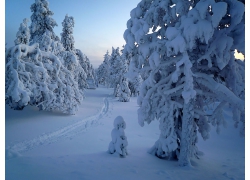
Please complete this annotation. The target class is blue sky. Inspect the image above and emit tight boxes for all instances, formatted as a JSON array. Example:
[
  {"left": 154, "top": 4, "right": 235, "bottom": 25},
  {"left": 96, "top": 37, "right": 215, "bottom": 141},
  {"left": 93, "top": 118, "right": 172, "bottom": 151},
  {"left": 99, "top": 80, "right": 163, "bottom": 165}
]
[{"left": 5, "top": 0, "right": 140, "bottom": 68}]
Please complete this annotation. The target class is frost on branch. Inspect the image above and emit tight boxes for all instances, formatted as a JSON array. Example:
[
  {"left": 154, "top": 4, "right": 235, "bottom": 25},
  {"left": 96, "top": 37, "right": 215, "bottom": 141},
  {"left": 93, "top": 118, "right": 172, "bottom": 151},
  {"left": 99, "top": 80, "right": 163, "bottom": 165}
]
[{"left": 108, "top": 116, "right": 128, "bottom": 157}]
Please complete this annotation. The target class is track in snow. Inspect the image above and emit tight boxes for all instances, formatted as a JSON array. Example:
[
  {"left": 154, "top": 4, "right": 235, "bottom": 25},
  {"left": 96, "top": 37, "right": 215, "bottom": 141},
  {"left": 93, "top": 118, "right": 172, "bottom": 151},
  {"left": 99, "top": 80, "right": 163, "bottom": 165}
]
[{"left": 6, "top": 97, "right": 110, "bottom": 156}]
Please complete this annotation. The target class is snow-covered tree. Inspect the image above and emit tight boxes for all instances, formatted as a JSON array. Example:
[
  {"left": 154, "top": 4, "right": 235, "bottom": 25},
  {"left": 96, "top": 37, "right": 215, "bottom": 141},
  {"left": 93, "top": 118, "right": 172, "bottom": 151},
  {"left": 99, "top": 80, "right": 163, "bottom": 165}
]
[
  {"left": 60, "top": 15, "right": 88, "bottom": 92},
  {"left": 114, "top": 84, "right": 120, "bottom": 97},
  {"left": 112, "top": 54, "right": 126, "bottom": 96},
  {"left": 108, "top": 116, "right": 128, "bottom": 157},
  {"left": 5, "top": 0, "right": 89, "bottom": 115},
  {"left": 96, "top": 64, "right": 106, "bottom": 85},
  {"left": 94, "top": 69, "right": 99, "bottom": 87},
  {"left": 124, "top": 0, "right": 245, "bottom": 166},
  {"left": 131, "top": 74, "right": 143, "bottom": 96},
  {"left": 86, "top": 63, "right": 97, "bottom": 89},
  {"left": 109, "top": 47, "right": 122, "bottom": 88},
  {"left": 61, "top": 14, "right": 75, "bottom": 52},
  {"left": 5, "top": 43, "right": 82, "bottom": 114},
  {"left": 29, "top": 0, "right": 58, "bottom": 44},
  {"left": 15, "top": 18, "right": 30, "bottom": 45},
  {"left": 75, "top": 49, "right": 88, "bottom": 89},
  {"left": 97, "top": 51, "right": 111, "bottom": 87},
  {"left": 119, "top": 77, "right": 131, "bottom": 102}
]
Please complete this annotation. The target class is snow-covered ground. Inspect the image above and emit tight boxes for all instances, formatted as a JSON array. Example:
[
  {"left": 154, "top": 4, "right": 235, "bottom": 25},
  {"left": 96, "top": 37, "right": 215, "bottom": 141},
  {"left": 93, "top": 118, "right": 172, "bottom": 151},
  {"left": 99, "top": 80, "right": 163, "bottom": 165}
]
[{"left": 5, "top": 87, "right": 245, "bottom": 180}]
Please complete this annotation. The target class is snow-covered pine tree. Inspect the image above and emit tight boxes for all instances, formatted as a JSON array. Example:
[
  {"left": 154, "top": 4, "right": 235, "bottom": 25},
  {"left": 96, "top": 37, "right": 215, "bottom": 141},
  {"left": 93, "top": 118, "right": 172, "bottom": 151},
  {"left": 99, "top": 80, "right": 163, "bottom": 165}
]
[
  {"left": 5, "top": 0, "right": 84, "bottom": 115},
  {"left": 61, "top": 14, "right": 75, "bottom": 52},
  {"left": 75, "top": 49, "right": 88, "bottom": 89},
  {"left": 114, "top": 84, "right": 120, "bottom": 97},
  {"left": 96, "top": 63, "right": 105, "bottom": 85},
  {"left": 109, "top": 47, "right": 122, "bottom": 89},
  {"left": 15, "top": 18, "right": 30, "bottom": 45},
  {"left": 29, "top": 0, "right": 58, "bottom": 45},
  {"left": 86, "top": 62, "right": 97, "bottom": 89},
  {"left": 124, "top": 0, "right": 245, "bottom": 166},
  {"left": 5, "top": 43, "right": 82, "bottom": 114},
  {"left": 94, "top": 68, "right": 99, "bottom": 87},
  {"left": 131, "top": 74, "right": 143, "bottom": 96},
  {"left": 97, "top": 51, "right": 111, "bottom": 87},
  {"left": 119, "top": 77, "right": 131, "bottom": 102},
  {"left": 85, "top": 58, "right": 93, "bottom": 79},
  {"left": 108, "top": 116, "right": 128, "bottom": 157},
  {"left": 112, "top": 54, "right": 126, "bottom": 96},
  {"left": 60, "top": 15, "right": 87, "bottom": 94}
]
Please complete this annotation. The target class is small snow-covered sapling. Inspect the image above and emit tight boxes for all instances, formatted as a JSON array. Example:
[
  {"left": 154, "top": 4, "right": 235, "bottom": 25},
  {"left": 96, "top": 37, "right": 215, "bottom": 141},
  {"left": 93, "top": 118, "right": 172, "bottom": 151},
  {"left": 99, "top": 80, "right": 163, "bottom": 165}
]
[{"left": 108, "top": 116, "right": 128, "bottom": 157}]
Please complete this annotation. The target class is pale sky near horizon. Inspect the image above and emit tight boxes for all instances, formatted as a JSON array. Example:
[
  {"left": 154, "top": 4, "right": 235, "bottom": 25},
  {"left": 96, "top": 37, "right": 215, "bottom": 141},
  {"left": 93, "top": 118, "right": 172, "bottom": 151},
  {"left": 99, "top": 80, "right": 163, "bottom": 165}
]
[{"left": 5, "top": 0, "right": 140, "bottom": 68}]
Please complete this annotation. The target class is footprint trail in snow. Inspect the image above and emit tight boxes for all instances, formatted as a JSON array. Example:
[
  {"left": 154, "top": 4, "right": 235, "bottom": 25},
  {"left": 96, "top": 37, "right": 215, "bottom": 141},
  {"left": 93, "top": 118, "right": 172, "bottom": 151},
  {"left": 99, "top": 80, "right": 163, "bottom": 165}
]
[{"left": 6, "top": 97, "right": 110, "bottom": 156}]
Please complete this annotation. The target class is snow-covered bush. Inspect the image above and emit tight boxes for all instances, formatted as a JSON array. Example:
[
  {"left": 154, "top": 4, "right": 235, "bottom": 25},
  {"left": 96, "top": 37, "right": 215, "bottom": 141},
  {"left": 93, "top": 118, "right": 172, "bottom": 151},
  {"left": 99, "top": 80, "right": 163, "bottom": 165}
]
[
  {"left": 119, "top": 78, "right": 131, "bottom": 102},
  {"left": 15, "top": 18, "right": 30, "bottom": 45},
  {"left": 108, "top": 116, "right": 128, "bottom": 157},
  {"left": 123, "top": 0, "right": 245, "bottom": 166}
]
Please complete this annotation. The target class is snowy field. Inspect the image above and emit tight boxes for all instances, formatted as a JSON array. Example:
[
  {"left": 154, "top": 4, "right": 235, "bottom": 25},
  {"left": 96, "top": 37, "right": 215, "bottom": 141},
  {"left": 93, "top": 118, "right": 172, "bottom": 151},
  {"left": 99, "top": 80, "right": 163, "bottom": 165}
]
[{"left": 5, "top": 87, "right": 244, "bottom": 180}]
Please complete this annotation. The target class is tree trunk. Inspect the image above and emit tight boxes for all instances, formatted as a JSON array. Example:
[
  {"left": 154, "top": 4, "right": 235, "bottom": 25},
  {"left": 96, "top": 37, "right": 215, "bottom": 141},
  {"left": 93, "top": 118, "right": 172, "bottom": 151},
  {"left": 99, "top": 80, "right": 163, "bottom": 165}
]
[{"left": 179, "top": 99, "right": 195, "bottom": 166}]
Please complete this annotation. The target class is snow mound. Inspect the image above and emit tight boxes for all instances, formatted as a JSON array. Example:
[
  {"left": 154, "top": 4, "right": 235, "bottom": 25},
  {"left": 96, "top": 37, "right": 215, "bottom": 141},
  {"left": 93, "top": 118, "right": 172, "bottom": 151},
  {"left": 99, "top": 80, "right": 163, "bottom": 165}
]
[{"left": 108, "top": 116, "right": 128, "bottom": 157}]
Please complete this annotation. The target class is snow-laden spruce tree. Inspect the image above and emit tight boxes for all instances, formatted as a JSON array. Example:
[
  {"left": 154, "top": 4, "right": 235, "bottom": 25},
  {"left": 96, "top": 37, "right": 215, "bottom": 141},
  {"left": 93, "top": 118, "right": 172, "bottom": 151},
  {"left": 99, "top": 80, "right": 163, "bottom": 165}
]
[
  {"left": 131, "top": 74, "right": 143, "bottom": 96},
  {"left": 114, "top": 84, "right": 120, "bottom": 97},
  {"left": 108, "top": 116, "right": 128, "bottom": 157},
  {"left": 61, "top": 14, "right": 75, "bottom": 52},
  {"left": 86, "top": 59, "right": 96, "bottom": 82},
  {"left": 29, "top": 0, "right": 58, "bottom": 45},
  {"left": 109, "top": 47, "right": 122, "bottom": 88},
  {"left": 15, "top": 18, "right": 30, "bottom": 45},
  {"left": 112, "top": 54, "right": 127, "bottom": 96},
  {"left": 119, "top": 77, "right": 131, "bottom": 102},
  {"left": 96, "top": 64, "right": 106, "bottom": 85},
  {"left": 124, "top": 0, "right": 245, "bottom": 166},
  {"left": 75, "top": 49, "right": 88, "bottom": 89},
  {"left": 60, "top": 15, "right": 87, "bottom": 94},
  {"left": 97, "top": 51, "right": 111, "bottom": 87},
  {"left": 5, "top": 0, "right": 84, "bottom": 114},
  {"left": 94, "top": 68, "right": 99, "bottom": 87},
  {"left": 5, "top": 43, "right": 82, "bottom": 114}
]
